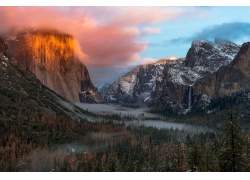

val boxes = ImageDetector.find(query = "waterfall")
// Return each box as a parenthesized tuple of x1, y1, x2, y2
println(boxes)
(188, 85, 192, 108)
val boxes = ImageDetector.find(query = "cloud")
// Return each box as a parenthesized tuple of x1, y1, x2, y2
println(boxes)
(110, 7, 207, 26)
(0, 7, 205, 66)
(76, 25, 147, 67)
(140, 57, 157, 65)
(165, 22, 250, 45)
(141, 27, 161, 36)
(0, 6, 207, 84)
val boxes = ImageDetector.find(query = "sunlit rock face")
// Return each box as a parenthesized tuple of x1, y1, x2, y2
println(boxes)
(6, 29, 105, 103)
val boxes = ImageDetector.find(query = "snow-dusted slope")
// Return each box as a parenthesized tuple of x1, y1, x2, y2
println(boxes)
(104, 57, 177, 104)
(158, 58, 201, 85)
(153, 39, 240, 111)
(185, 38, 240, 74)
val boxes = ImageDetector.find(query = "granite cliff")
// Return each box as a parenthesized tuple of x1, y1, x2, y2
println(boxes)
(0, 36, 91, 121)
(4, 29, 105, 103)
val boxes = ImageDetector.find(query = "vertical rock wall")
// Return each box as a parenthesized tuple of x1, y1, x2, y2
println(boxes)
(6, 29, 104, 103)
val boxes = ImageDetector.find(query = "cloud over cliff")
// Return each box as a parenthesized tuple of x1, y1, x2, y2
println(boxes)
(0, 6, 206, 84)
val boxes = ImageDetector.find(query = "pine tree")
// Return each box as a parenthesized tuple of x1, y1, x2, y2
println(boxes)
(176, 142, 188, 171)
(202, 141, 216, 172)
(187, 143, 202, 172)
(218, 96, 244, 172)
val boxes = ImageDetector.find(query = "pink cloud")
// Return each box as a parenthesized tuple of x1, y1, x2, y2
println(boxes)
(0, 6, 208, 84)
(110, 7, 187, 25)
(142, 27, 161, 35)
(141, 57, 157, 65)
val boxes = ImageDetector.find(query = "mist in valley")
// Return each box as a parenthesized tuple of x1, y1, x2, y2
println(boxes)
(75, 103, 211, 135)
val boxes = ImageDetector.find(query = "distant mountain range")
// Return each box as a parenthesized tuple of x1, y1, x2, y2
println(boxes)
(102, 38, 246, 113)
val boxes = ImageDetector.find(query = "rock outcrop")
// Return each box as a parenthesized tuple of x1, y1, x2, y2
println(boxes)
(4, 29, 105, 103)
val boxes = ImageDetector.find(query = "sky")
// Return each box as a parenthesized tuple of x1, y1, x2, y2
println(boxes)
(1, 3, 250, 87)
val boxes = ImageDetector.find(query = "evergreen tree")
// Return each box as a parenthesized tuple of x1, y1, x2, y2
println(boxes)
(187, 143, 202, 172)
(176, 142, 188, 171)
(218, 97, 244, 172)
(202, 141, 216, 172)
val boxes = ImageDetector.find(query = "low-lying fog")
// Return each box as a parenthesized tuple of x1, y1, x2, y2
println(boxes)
(75, 103, 161, 118)
(75, 103, 210, 134)
(125, 120, 207, 134)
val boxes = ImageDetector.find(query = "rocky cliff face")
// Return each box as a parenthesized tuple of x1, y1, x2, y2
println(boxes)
(0, 36, 91, 121)
(153, 39, 240, 112)
(104, 56, 178, 104)
(4, 29, 105, 103)
(193, 42, 250, 98)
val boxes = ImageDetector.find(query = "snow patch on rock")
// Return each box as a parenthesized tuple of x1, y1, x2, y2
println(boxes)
(2, 61, 7, 67)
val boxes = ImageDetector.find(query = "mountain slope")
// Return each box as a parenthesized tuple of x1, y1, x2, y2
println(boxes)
(104, 56, 179, 104)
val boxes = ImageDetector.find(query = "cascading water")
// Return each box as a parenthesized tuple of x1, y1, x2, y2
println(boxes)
(188, 85, 192, 108)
